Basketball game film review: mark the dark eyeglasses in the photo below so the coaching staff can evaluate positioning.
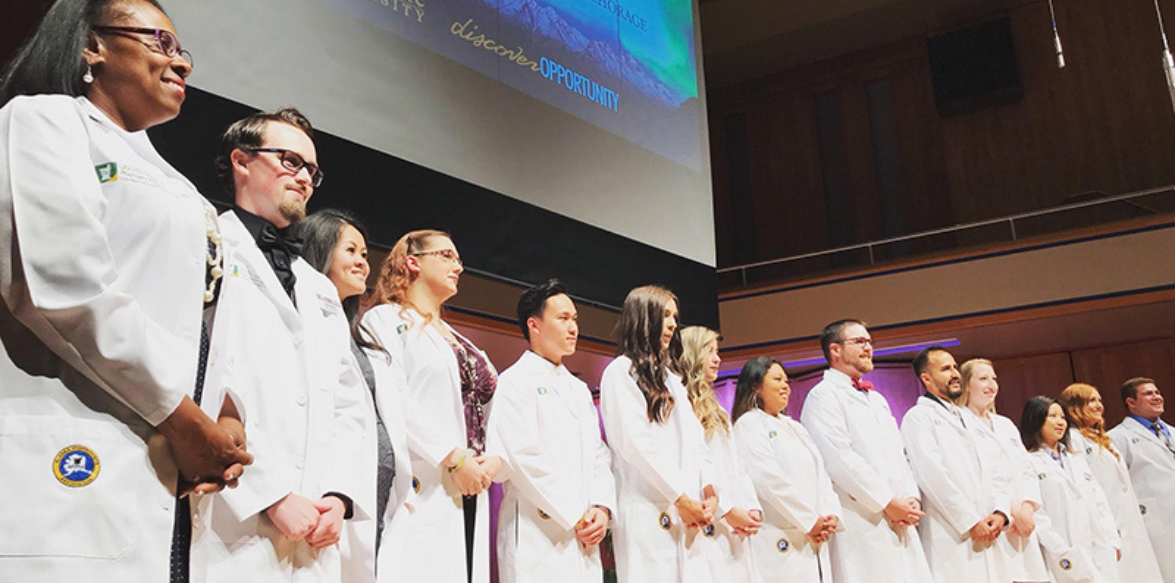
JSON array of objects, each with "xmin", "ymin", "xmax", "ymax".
[
  {"xmin": 242, "ymin": 147, "xmax": 324, "ymax": 188},
  {"xmin": 412, "ymin": 248, "xmax": 463, "ymax": 267},
  {"xmin": 93, "ymin": 25, "xmax": 193, "ymax": 66}
]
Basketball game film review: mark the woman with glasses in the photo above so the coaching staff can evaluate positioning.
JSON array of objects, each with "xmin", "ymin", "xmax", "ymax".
[
  {"xmin": 732, "ymin": 356, "xmax": 841, "ymax": 583},
  {"xmin": 296, "ymin": 210, "xmax": 414, "ymax": 583},
  {"xmin": 1059, "ymin": 384, "xmax": 1163, "ymax": 583},
  {"xmin": 361, "ymin": 230, "xmax": 502, "ymax": 583},
  {"xmin": 956, "ymin": 359, "xmax": 1049, "ymax": 583},
  {"xmin": 675, "ymin": 326, "xmax": 761, "ymax": 583},
  {"xmin": 1020, "ymin": 397, "xmax": 1121, "ymax": 583},
  {"xmin": 599, "ymin": 285, "xmax": 718, "ymax": 582},
  {"xmin": 0, "ymin": 1, "xmax": 250, "ymax": 582}
]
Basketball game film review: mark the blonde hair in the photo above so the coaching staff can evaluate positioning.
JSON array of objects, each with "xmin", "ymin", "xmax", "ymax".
[
  {"xmin": 677, "ymin": 326, "xmax": 730, "ymax": 439},
  {"xmin": 958, "ymin": 358, "xmax": 997, "ymax": 413},
  {"xmin": 365, "ymin": 229, "xmax": 451, "ymax": 325},
  {"xmin": 1059, "ymin": 383, "xmax": 1119, "ymax": 460}
]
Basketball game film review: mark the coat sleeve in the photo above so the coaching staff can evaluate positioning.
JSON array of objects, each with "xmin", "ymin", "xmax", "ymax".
[
  {"xmin": 586, "ymin": 392, "xmax": 617, "ymax": 514},
  {"xmin": 323, "ymin": 346, "xmax": 375, "ymax": 521},
  {"xmin": 486, "ymin": 376, "xmax": 582, "ymax": 530},
  {"xmin": 799, "ymin": 388, "xmax": 895, "ymax": 514},
  {"xmin": 901, "ymin": 408, "xmax": 985, "ymax": 537},
  {"xmin": 0, "ymin": 97, "xmax": 192, "ymax": 425},
  {"xmin": 734, "ymin": 416, "xmax": 822, "ymax": 532},
  {"xmin": 599, "ymin": 361, "xmax": 691, "ymax": 506}
]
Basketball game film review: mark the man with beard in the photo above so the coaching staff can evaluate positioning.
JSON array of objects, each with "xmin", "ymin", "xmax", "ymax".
[
  {"xmin": 901, "ymin": 347, "xmax": 1010, "ymax": 583},
  {"xmin": 192, "ymin": 108, "xmax": 371, "ymax": 583},
  {"xmin": 800, "ymin": 320, "xmax": 932, "ymax": 583}
]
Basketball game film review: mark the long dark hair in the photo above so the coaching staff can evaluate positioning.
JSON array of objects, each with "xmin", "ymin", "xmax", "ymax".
[
  {"xmin": 295, "ymin": 209, "xmax": 384, "ymax": 354},
  {"xmin": 732, "ymin": 356, "xmax": 784, "ymax": 422},
  {"xmin": 1020, "ymin": 395, "xmax": 1071, "ymax": 453},
  {"xmin": 1, "ymin": 0, "xmax": 166, "ymax": 105},
  {"xmin": 615, "ymin": 285, "xmax": 678, "ymax": 424}
]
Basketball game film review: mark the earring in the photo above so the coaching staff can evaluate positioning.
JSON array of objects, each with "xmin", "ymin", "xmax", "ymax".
[{"xmin": 82, "ymin": 63, "xmax": 93, "ymax": 84}]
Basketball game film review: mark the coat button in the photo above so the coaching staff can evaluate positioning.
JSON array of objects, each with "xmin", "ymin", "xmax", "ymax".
[
  {"xmin": 296, "ymin": 459, "xmax": 305, "ymax": 469},
  {"xmin": 296, "ymin": 395, "xmax": 307, "ymax": 406}
]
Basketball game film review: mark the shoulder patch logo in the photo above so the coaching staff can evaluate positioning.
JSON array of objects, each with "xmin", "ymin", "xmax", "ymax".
[
  {"xmin": 94, "ymin": 162, "xmax": 118, "ymax": 183},
  {"xmin": 53, "ymin": 445, "xmax": 100, "ymax": 487}
]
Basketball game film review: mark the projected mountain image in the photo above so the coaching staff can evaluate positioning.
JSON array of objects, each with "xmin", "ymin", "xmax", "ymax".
[{"xmin": 319, "ymin": 0, "xmax": 704, "ymax": 169}]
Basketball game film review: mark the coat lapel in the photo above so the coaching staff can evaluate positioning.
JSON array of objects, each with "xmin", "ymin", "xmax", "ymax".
[{"xmin": 219, "ymin": 211, "xmax": 303, "ymax": 335}]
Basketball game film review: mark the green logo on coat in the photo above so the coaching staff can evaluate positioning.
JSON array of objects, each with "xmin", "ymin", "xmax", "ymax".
[
  {"xmin": 94, "ymin": 162, "xmax": 118, "ymax": 183},
  {"xmin": 396, "ymin": 323, "xmax": 409, "ymax": 335}
]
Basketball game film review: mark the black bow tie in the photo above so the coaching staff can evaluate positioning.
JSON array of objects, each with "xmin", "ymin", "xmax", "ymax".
[{"xmin": 258, "ymin": 223, "xmax": 304, "ymax": 257}]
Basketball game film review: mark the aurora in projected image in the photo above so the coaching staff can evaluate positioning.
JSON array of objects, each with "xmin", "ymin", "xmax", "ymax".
[{"xmin": 319, "ymin": 0, "xmax": 705, "ymax": 169}]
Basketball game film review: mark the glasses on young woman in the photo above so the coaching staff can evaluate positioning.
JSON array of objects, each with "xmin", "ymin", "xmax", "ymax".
[
  {"xmin": 242, "ymin": 147, "xmax": 325, "ymax": 188},
  {"xmin": 412, "ymin": 248, "xmax": 463, "ymax": 267},
  {"xmin": 92, "ymin": 26, "xmax": 193, "ymax": 66}
]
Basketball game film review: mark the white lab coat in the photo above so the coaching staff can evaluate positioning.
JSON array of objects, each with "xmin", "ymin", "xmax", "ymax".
[
  {"xmin": 964, "ymin": 411, "xmax": 1050, "ymax": 582},
  {"xmin": 901, "ymin": 395, "xmax": 1010, "ymax": 583},
  {"xmin": 799, "ymin": 368, "xmax": 933, "ymax": 583},
  {"xmin": 700, "ymin": 428, "xmax": 759, "ymax": 583},
  {"xmin": 0, "ymin": 95, "xmax": 212, "ymax": 582},
  {"xmin": 485, "ymin": 350, "xmax": 616, "ymax": 583},
  {"xmin": 360, "ymin": 304, "xmax": 494, "ymax": 583},
  {"xmin": 598, "ymin": 356, "xmax": 716, "ymax": 583},
  {"xmin": 1068, "ymin": 429, "xmax": 1162, "ymax": 583},
  {"xmin": 734, "ymin": 409, "xmax": 841, "ymax": 583},
  {"xmin": 193, "ymin": 211, "xmax": 372, "ymax": 583},
  {"xmin": 1108, "ymin": 417, "xmax": 1175, "ymax": 582},
  {"xmin": 1027, "ymin": 448, "xmax": 1121, "ymax": 583},
  {"xmin": 338, "ymin": 343, "xmax": 416, "ymax": 583}
]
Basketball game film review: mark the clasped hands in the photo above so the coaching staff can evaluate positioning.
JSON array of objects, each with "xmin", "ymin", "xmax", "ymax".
[
  {"xmin": 158, "ymin": 397, "xmax": 253, "ymax": 496},
  {"xmin": 447, "ymin": 448, "xmax": 504, "ymax": 496},
  {"xmin": 266, "ymin": 493, "xmax": 347, "ymax": 549},
  {"xmin": 883, "ymin": 496, "xmax": 925, "ymax": 528}
]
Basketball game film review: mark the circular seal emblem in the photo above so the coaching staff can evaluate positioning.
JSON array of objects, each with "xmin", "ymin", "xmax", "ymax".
[
  {"xmin": 658, "ymin": 512, "xmax": 672, "ymax": 530},
  {"xmin": 1060, "ymin": 559, "xmax": 1072, "ymax": 571},
  {"xmin": 412, "ymin": 477, "xmax": 420, "ymax": 494},
  {"xmin": 776, "ymin": 538, "xmax": 790, "ymax": 553},
  {"xmin": 703, "ymin": 524, "xmax": 715, "ymax": 537},
  {"xmin": 538, "ymin": 509, "xmax": 551, "ymax": 520},
  {"xmin": 1140, "ymin": 504, "xmax": 1148, "ymax": 515},
  {"xmin": 53, "ymin": 445, "xmax": 99, "ymax": 488}
]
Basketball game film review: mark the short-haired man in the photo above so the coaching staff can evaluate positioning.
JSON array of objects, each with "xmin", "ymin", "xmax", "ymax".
[
  {"xmin": 901, "ymin": 346, "xmax": 1010, "ymax": 583},
  {"xmin": 485, "ymin": 280, "xmax": 616, "ymax": 583},
  {"xmin": 194, "ymin": 108, "xmax": 370, "ymax": 583},
  {"xmin": 1109, "ymin": 377, "xmax": 1175, "ymax": 582},
  {"xmin": 800, "ymin": 319, "xmax": 932, "ymax": 583}
]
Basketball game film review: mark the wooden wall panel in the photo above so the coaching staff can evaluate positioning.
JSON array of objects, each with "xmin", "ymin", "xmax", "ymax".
[
  {"xmin": 709, "ymin": 0, "xmax": 1175, "ymax": 275},
  {"xmin": 988, "ymin": 352, "xmax": 1075, "ymax": 426},
  {"xmin": 1071, "ymin": 338, "xmax": 1175, "ymax": 428}
]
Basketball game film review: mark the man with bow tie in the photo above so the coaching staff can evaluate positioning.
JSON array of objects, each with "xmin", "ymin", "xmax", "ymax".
[
  {"xmin": 800, "ymin": 319, "xmax": 933, "ymax": 583},
  {"xmin": 1109, "ymin": 377, "xmax": 1175, "ymax": 582},
  {"xmin": 193, "ymin": 107, "xmax": 371, "ymax": 583},
  {"xmin": 901, "ymin": 347, "xmax": 1011, "ymax": 583}
]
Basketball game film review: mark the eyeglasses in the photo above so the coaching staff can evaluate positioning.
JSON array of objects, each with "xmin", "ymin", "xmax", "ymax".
[
  {"xmin": 93, "ymin": 26, "xmax": 193, "ymax": 66},
  {"xmin": 412, "ymin": 248, "xmax": 463, "ymax": 267},
  {"xmin": 839, "ymin": 337, "xmax": 873, "ymax": 347},
  {"xmin": 242, "ymin": 147, "xmax": 324, "ymax": 188}
]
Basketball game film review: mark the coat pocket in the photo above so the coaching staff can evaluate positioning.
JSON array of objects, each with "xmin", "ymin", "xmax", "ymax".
[{"xmin": 0, "ymin": 415, "xmax": 141, "ymax": 558}]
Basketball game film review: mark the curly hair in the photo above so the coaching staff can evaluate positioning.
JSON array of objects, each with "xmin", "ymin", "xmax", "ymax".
[
  {"xmin": 677, "ymin": 326, "xmax": 729, "ymax": 439},
  {"xmin": 365, "ymin": 229, "xmax": 451, "ymax": 325},
  {"xmin": 1059, "ymin": 383, "xmax": 1119, "ymax": 460}
]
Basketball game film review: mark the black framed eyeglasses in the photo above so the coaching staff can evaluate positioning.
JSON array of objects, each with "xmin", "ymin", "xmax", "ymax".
[
  {"xmin": 92, "ymin": 25, "xmax": 193, "ymax": 66},
  {"xmin": 412, "ymin": 248, "xmax": 463, "ymax": 267},
  {"xmin": 242, "ymin": 147, "xmax": 324, "ymax": 188}
]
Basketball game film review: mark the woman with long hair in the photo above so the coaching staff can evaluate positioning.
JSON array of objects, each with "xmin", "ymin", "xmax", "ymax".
[
  {"xmin": 1059, "ymin": 383, "xmax": 1162, "ymax": 583},
  {"xmin": 599, "ymin": 285, "xmax": 717, "ymax": 582},
  {"xmin": 731, "ymin": 356, "xmax": 841, "ymax": 582},
  {"xmin": 0, "ymin": 1, "xmax": 250, "ymax": 580},
  {"xmin": 360, "ymin": 230, "xmax": 501, "ymax": 583},
  {"xmin": 676, "ymin": 326, "xmax": 761, "ymax": 583},
  {"xmin": 1020, "ymin": 396, "xmax": 1120, "ymax": 583},
  {"xmin": 296, "ymin": 210, "xmax": 413, "ymax": 582},
  {"xmin": 956, "ymin": 359, "xmax": 1049, "ymax": 583}
]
